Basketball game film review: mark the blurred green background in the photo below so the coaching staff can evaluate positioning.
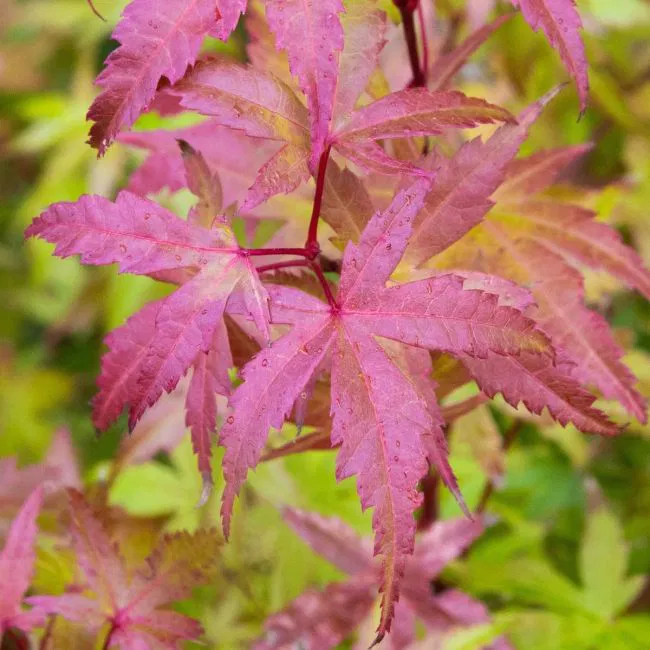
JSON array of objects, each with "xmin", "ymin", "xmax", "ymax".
[{"xmin": 1, "ymin": 0, "xmax": 650, "ymax": 648}]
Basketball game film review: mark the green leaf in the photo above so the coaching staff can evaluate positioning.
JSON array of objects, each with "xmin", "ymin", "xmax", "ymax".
[
  {"xmin": 580, "ymin": 506, "xmax": 645, "ymax": 618},
  {"xmin": 497, "ymin": 611, "xmax": 606, "ymax": 650}
]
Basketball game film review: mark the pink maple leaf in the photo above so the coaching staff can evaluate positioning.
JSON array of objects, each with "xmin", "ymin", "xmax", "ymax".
[
  {"xmin": 87, "ymin": 0, "xmax": 221, "ymax": 153},
  {"xmin": 28, "ymin": 490, "xmax": 219, "ymax": 650},
  {"xmin": 218, "ymin": 177, "xmax": 615, "ymax": 637},
  {"xmin": 254, "ymin": 507, "xmax": 511, "ymax": 649},
  {"xmin": 1, "ymin": 429, "xmax": 81, "ymax": 543},
  {"xmin": 175, "ymin": 6, "xmax": 515, "ymax": 209},
  {"xmin": 0, "ymin": 488, "xmax": 45, "ymax": 640},
  {"xmin": 407, "ymin": 104, "xmax": 650, "ymax": 424},
  {"xmin": 26, "ymin": 180, "xmax": 268, "ymax": 491},
  {"xmin": 510, "ymin": 0, "xmax": 589, "ymax": 112}
]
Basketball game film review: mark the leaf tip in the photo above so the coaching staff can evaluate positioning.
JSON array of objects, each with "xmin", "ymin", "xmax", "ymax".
[
  {"xmin": 196, "ymin": 472, "xmax": 214, "ymax": 508},
  {"xmin": 177, "ymin": 138, "xmax": 195, "ymax": 157}
]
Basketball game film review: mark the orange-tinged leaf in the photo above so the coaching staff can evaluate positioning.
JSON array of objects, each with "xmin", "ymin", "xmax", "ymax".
[{"xmin": 29, "ymin": 492, "xmax": 219, "ymax": 650}]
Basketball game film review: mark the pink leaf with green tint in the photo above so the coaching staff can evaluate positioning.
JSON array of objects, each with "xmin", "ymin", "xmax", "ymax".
[
  {"xmin": 255, "ymin": 578, "xmax": 376, "ymax": 650},
  {"xmin": 178, "ymin": 139, "xmax": 224, "ymax": 228},
  {"xmin": 334, "ymin": 89, "xmax": 515, "ymax": 142},
  {"xmin": 405, "ymin": 87, "xmax": 563, "ymax": 267},
  {"xmin": 29, "ymin": 491, "xmax": 218, "ymax": 650},
  {"xmin": 120, "ymin": 120, "xmax": 280, "ymax": 203},
  {"xmin": 241, "ymin": 144, "xmax": 311, "ymax": 211},
  {"xmin": 0, "ymin": 488, "xmax": 44, "ymax": 635},
  {"xmin": 264, "ymin": 0, "xmax": 344, "ymax": 168},
  {"xmin": 502, "ymin": 200, "xmax": 650, "ymax": 300},
  {"xmin": 177, "ymin": 60, "xmax": 310, "ymax": 143},
  {"xmin": 87, "ymin": 0, "xmax": 219, "ymax": 153},
  {"xmin": 510, "ymin": 0, "xmax": 589, "ymax": 111},
  {"xmin": 25, "ymin": 192, "xmax": 233, "ymax": 276},
  {"xmin": 333, "ymin": 1, "xmax": 387, "ymax": 122},
  {"xmin": 221, "ymin": 179, "xmax": 575, "ymax": 636}
]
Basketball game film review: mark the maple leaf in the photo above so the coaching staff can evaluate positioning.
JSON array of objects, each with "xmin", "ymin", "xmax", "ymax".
[
  {"xmin": 119, "ymin": 119, "xmax": 281, "ymax": 202},
  {"xmin": 254, "ymin": 507, "xmax": 510, "ymax": 649},
  {"xmin": 1, "ymin": 429, "xmax": 81, "ymax": 542},
  {"xmin": 509, "ymin": 0, "xmax": 589, "ymax": 112},
  {"xmin": 25, "ymin": 182, "xmax": 267, "ymax": 487},
  {"xmin": 428, "ymin": 14, "xmax": 513, "ymax": 92},
  {"xmin": 29, "ymin": 490, "xmax": 219, "ymax": 650},
  {"xmin": 410, "ymin": 128, "xmax": 650, "ymax": 423},
  {"xmin": 87, "ymin": 0, "xmax": 220, "ymax": 154},
  {"xmin": 217, "ymin": 177, "xmax": 612, "ymax": 636},
  {"xmin": 175, "ymin": 12, "xmax": 515, "ymax": 208},
  {"xmin": 0, "ymin": 488, "xmax": 45, "ymax": 639}
]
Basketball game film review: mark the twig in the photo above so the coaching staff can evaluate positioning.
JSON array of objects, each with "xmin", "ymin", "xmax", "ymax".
[
  {"xmin": 395, "ymin": 1, "xmax": 426, "ymax": 87},
  {"xmin": 309, "ymin": 261, "xmax": 338, "ymax": 308},
  {"xmin": 101, "ymin": 622, "xmax": 117, "ymax": 650},
  {"xmin": 306, "ymin": 146, "xmax": 332, "ymax": 249},
  {"xmin": 86, "ymin": 0, "xmax": 107, "ymax": 21},
  {"xmin": 416, "ymin": 1, "xmax": 430, "ymax": 82},
  {"xmin": 257, "ymin": 260, "xmax": 310, "ymax": 274},
  {"xmin": 244, "ymin": 247, "xmax": 313, "ymax": 258},
  {"xmin": 39, "ymin": 615, "xmax": 56, "ymax": 650}
]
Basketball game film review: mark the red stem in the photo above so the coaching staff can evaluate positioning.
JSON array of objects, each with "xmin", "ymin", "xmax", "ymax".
[
  {"xmin": 257, "ymin": 260, "xmax": 310, "ymax": 273},
  {"xmin": 396, "ymin": 1, "xmax": 426, "ymax": 87},
  {"xmin": 39, "ymin": 616, "xmax": 56, "ymax": 650},
  {"xmin": 86, "ymin": 0, "xmax": 107, "ymax": 21},
  {"xmin": 244, "ymin": 247, "xmax": 312, "ymax": 258},
  {"xmin": 101, "ymin": 623, "xmax": 117, "ymax": 650},
  {"xmin": 257, "ymin": 259, "xmax": 337, "ymax": 308},
  {"xmin": 417, "ymin": 1, "xmax": 429, "ymax": 82},
  {"xmin": 309, "ymin": 262, "xmax": 338, "ymax": 309},
  {"xmin": 306, "ymin": 146, "xmax": 332, "ymax": 249}
]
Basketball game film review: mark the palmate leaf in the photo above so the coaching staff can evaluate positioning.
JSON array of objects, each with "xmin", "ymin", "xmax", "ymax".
[
  {"xmin": 510, "ymin": 0, "xmax": 589, "ymax": 111},
  {"xmin": 85, "ymin": 0, "xmax": 593, "ymax": 155},
  {"xmin": 0, "ymin": 430, "xmax": 81, "ymax": 545},
  {"xmin": 26, "ymin": 188, "xmax": 267, "ymax": 487},
  {"xmin": 415, "ymin": 137, "xmax": 650, "ymax": 423},
  {"xmin": 254, "ymin": 508, "xmax": 507, "ymax": 649},
  {"xmin": 218, "ymin": 178, "xmax": 614, "ymax": 637},
  {"xmin": 0, "ymin": 488, "xmax": 45, "ymax": 638},
  {"xmin": 175, "ymin": 18, "xmax": 515, "ymax": 208},
  {"xmin": 119, "ymin": 119, "xmax": 281, "ymax": 202},
  {"xmin": 403, "ymin": 88, "xmax": 563, "ymax": 267},
  {"xmin": 87, "ymin": 0, "xmax": 220, "ymax": 153},
  {"xmin": 29, "ymin": 490, "xmax": 219, "ymax": 650}
]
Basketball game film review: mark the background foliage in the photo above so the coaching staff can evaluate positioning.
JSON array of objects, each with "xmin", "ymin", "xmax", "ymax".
[{"xmin": 1, "ymin": 0, "xmax": 650, "ymax": 648}]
